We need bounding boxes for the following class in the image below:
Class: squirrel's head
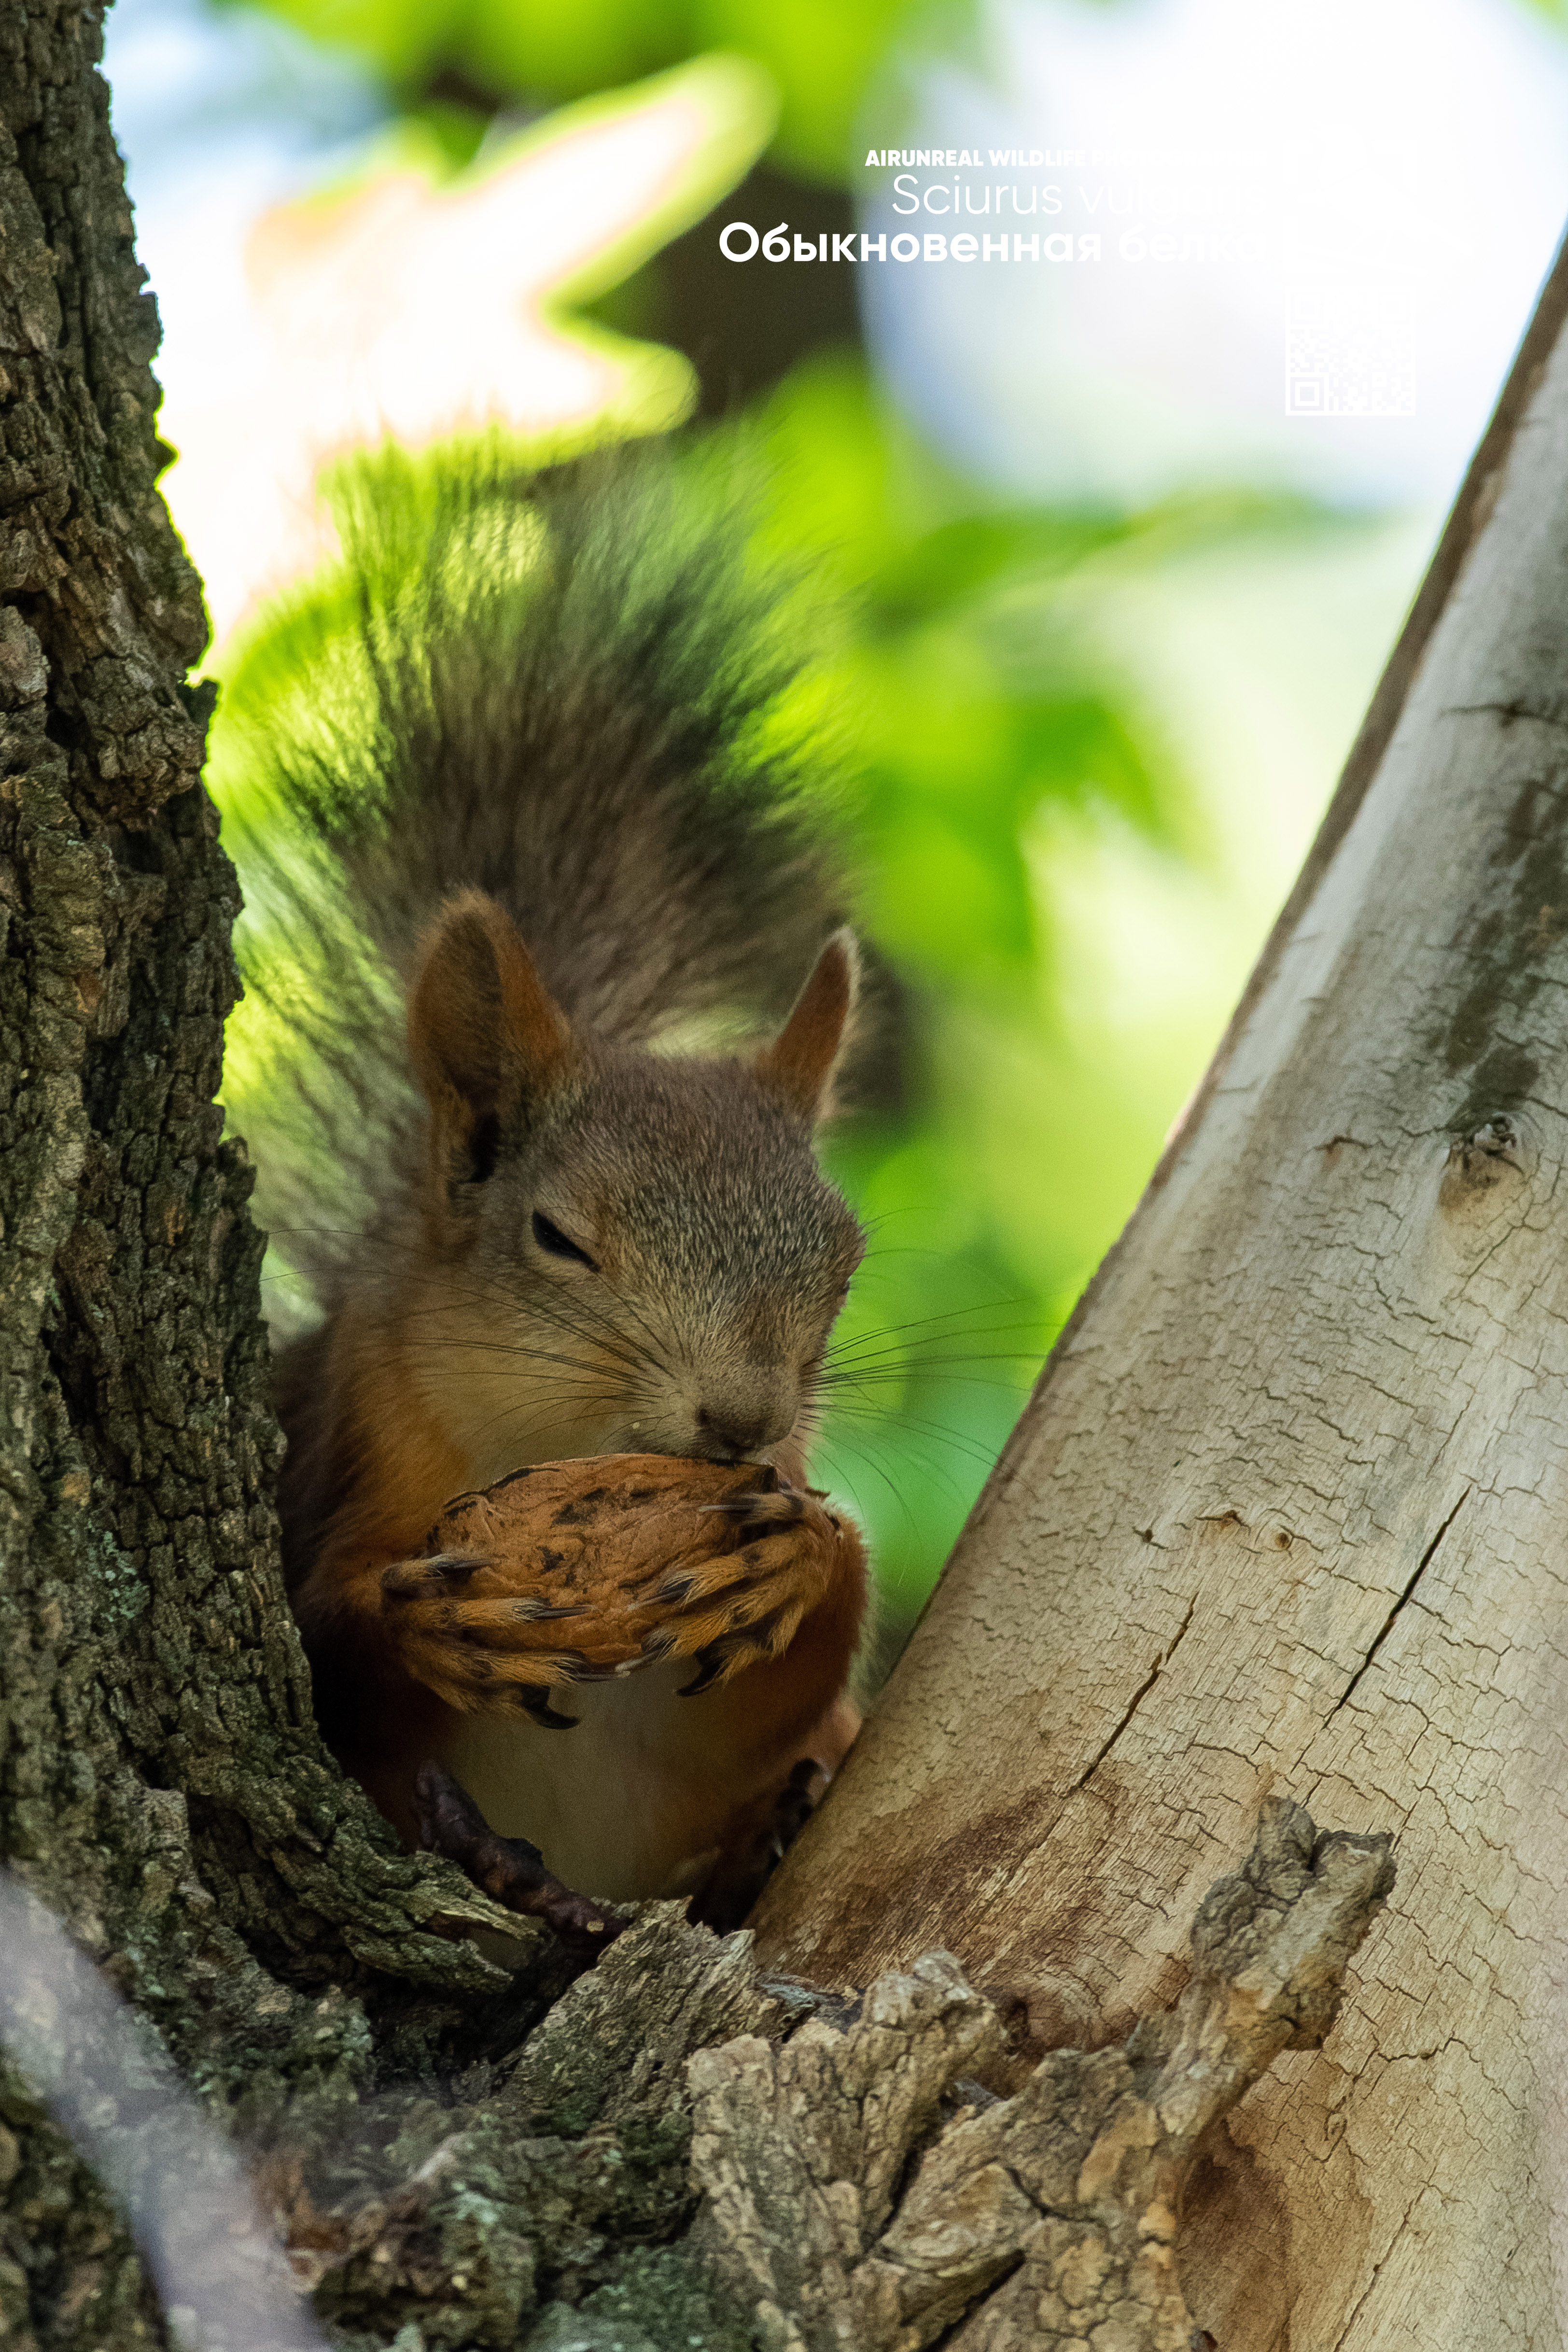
[404,891,866,1478]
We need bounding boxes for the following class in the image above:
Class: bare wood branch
[758,224,1568,2352]
[687,1799,1392,2352]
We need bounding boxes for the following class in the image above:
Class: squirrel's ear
[409,891,571,1185]
[755,927,859,1124]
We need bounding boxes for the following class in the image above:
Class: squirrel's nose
[696,1400,792,1461]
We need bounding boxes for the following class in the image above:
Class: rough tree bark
[758,235,1568,2350]
[0,1,643,2340]
[0,1,1530,2347]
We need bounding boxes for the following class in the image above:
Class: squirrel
[233,442,874,1921]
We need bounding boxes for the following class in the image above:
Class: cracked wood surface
[757,236,1568,2349]
[691,1801,1392,2352]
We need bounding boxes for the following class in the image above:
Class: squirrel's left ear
[755,927,860,1124]
[409,891,573,1198]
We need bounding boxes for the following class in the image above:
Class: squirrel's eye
[532,1211,598,1271]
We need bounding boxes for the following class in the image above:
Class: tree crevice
[1330,1488,1470,1718]
[1074,1595,1196,1790]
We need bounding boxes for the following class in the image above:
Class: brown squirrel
[238,444,873,1917]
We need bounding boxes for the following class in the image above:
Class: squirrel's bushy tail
[217,437,859,1319]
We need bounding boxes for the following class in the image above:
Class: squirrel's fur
[233,441,872,1915]
[230,442,862,1314]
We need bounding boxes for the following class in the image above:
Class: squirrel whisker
[817,1409,1003,1478]
[494,1282,680,1385]
[816,1369,1034,1395]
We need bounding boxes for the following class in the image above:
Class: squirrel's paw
[378,1548,602,1723]
[378,1455,858,1721]
[640,1478,848,1697]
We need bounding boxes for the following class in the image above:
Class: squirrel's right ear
[755,927,860,1125]
[409,891,572,1193]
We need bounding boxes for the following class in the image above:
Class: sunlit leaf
[159,53,777,643]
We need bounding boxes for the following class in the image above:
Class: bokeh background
[103,0,1568,1642]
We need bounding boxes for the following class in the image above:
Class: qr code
[1285,282,1414,417]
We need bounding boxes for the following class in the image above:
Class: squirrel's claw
[381,1553,491,1596]
[678,1645,729,1700]
[514,1687,580,1731]
[677,1600,804,1696]
[698,1479,810,1540]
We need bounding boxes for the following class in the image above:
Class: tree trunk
[0,4,1547,2347]
[756,232,1568,2350]
[0,4,587,2340]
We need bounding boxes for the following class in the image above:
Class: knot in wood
[1439,1110,1530,1215]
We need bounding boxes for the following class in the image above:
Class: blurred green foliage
[201,0,1370,1631]
[214,341,1344,1626]
[232,0,920,180]
[733,358,1350,1617]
